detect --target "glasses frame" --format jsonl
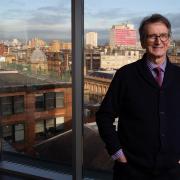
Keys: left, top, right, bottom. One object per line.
{"left": 146, "top": 33, "right": 170, "bottom": 42}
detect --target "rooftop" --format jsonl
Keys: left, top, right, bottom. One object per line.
{"left": 0, "top": 71, "right": 71, "bottom": 93}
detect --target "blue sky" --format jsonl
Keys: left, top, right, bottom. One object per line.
{"left": 0, "top": 0, "right": 180, "bottom": 42}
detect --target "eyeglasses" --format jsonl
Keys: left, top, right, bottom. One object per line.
{"left": 146, "top": 33, "right": 170, "bottom": 42}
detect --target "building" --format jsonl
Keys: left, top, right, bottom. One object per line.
{"left": 110, "top": 23, "right": 137, "bottom": 47}
{"left": 62, "top": 42, "right": 72, "bottom": 50}
{"left": 50, "top": 40, "right": 61, "bottom": 52}
{"left": 85, "top": 49, "right": 101, "bottom": 71}
{"left": 0, "top": 71, "right": 72, "bottom": 154}
{"left": 85, "top": 32, "right": 98, "bottom": 48}
{"left": 100, "top": 50, "right": 140, "bottom": 70}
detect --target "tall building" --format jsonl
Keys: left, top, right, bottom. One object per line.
{"left": 110, "top": 23, "right": 137, "bottom": 47}
{"left": 85, "top": 32, "right": 98, "bottom": 47}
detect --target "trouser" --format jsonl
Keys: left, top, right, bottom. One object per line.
{"left": 113, "top": 161, "right": 180, "bottom": 180}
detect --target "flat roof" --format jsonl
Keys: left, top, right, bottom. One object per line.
{"left": 0, "top": 72, "right": 71, "bottom": 93}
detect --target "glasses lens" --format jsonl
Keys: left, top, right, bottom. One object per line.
{"left": 160, "top": 33, "right": 169, "bottom": 41}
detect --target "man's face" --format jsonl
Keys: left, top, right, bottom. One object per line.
{"left": 142, "top": 22, "right": 170, "bottom": 62}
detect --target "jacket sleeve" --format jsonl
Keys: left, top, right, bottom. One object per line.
{"left": 96, "top": 69, "right": 124, "bottom": 156}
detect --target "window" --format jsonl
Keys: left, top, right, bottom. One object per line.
{"left": 35, "top": 120, "right": 44, "bottom": 134}
{"left": 14, "top": 124, "right": 24, "bottom": 142}
{"left": 45, "top": 92, "right": 55, "bottom": 110}
{"left": 56, "top": 92, "right": 64, "bottom": 108}
{"left": 14, "top": 96, "right": 24, "bottom": 113}
{"left": 56, "top": 117, "right": 64, "bottom": 131}
{"left": 2, "top": 124, "right": 24, "bottom": 143}
{"left": 2, "top": 125, "right": 13, "bottom": 142}
{"left": 46, "top": 119, "right": 55, "bottom": 132}
{"left": 0, "top": 96, "right": 24, "bottom": 116}
{"left": 35, "top": 94, "right": 44, "bottom": 111}
{"left": 0, "top": 96, "right": 12, "bottom": 116}
{"left": 35, "top": 117, "right": 64, "bottom": 140}
{"left": 36, "top": 92, "right": 65, "bottom": 111}
{"left": 35, "top": 120, "right": 45, "bottom": 140}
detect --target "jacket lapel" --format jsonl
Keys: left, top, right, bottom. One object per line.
{"left": 161, "top": 59, "right": 174, "bottom": 89}
{"left": 136, "top": 54, "right": 159, "bottom": 88}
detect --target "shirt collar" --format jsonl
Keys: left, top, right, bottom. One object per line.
{"left": 146, "top": 58, "right": 167, "bottom": 72}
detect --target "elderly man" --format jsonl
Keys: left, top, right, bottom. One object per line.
{"left": 96, "top": 14, "right": 180, "bottom": 180}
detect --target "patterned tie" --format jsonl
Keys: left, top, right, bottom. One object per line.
{"left": 153, "top": 67, "right": 162, "bottom": 86}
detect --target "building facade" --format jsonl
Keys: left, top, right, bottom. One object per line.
{"left": 0, "top": 71, "right": 72, "bottom": 154}
{"left": 85, "top": 32, "right": 98, "bottom": 48}
{"left": 110, "top": 23, "right": 137, "bottom": 47}
{"left": 100, "top": 50, "right": 140, "bottom": 70}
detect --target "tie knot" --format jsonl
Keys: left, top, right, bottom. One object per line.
{"left": 153, "top": 67, "right": 162, "bottom": 75}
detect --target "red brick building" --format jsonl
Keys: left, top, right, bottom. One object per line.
{"left": 0, "top": 71, "right": 72, "bottom": 154}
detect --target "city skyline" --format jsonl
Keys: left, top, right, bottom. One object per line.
{"left": 1, "top": 0, "right": 180, "bottom": 42}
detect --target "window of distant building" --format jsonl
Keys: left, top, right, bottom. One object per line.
{"left": 35, "top": 117, "right": 64, "bottom": 140}
{"left": 14, "top": 96, "right": 24, "bottom": 113}
{"left": 14, "top": 124, "right": 24, "bottom": 142}
{"left": 46, "top": 119, "right": 55, "bottom": 132}
{"left": 35, "top": 120, "right": 45, "bottom": 139}
{"left": 2, "top": 123, "right": 24, "bottom": 143}
{"left": 36, "top": 92, "right": 64, "bottom": 111}
{"left": 0, "top": 95, "right": 24, "bottom": 116}
{"left": 56, "top": 92, "right": 64, "bottom": 108}
{"left": 55, "top": 117, "right": 64, "bottom": 131}
{"left": 35, "top": 94, "right": 45, "bottom": 111}
{"left": 0, "top": 96, "right": 13, "bottom": 116}
{"left": 45, "top": 92, "right": 55, "bottom": 110}
{"left": 2, "top": 125, "right": 13, "bottom": 142}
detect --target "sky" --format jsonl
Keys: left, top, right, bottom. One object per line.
{"left": 0, "top": 0, "right": 180, "bottom": 42}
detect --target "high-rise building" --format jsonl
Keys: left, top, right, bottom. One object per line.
{"left": 110, "top": 23, "right": 137, "bottom": 47}
{"left": 85, "top": 32, "right": 98, "bottom": 47}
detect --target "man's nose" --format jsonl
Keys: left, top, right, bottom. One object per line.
{"left": 154, "top": 37, "right": 161, "bottom": 44}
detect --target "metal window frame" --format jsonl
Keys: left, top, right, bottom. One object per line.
{"left": 72, "top": 0, "right": 84, "bottom": 179}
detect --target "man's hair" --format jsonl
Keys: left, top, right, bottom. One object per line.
{"left": 139, "top": 14, "right": 171, "bottom": 43}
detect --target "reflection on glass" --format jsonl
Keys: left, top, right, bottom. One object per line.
{"left": 0, "top": 0, "right": 72, "bottom": 177}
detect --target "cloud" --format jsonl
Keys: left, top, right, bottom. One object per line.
{"left": 27, "top": 5, "right": 71, "bottom": 26}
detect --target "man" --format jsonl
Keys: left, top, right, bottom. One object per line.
{"left": 96, "top": 14, "right": 180, "bottom": 180}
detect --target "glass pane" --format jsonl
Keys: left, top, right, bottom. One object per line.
{"left": 56, "top": 117, "right": 64, "bottom": 130}
{"left": 0, "top": 0, "right": 72, "bottom": 178}
{"left": 45, "top": 92, "right": 55, "bottom": 110}
{"left": 35, "top": 94, "right": 44, "bottom": 111}
{"left": 2, "top": 125, "right": 13, "bottom": 141}
{"left": 14, "top": 95, "right": 24, "bottom": 113}
{"left": 35, "top": 120, "right": 44, "bottom": 133}
{"left": 0, "top": 96, "right": 13, "bottom": 115}
{"left": 56, "top": 92, "right": 64, "bottom": 108}
{"left": 14, "top": 124, "right": 24, "bottom": 142}
{"left": 84, "top": 0, "right": 180, "bottom": 179}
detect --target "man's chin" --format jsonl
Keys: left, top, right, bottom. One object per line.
{"left": 149, "top": 53, "right": 166, "bottom": 59}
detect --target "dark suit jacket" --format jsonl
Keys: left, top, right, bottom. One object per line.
{"left": 96, "top": 54, "right": 180, "bottom": 171}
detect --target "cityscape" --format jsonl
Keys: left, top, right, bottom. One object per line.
{"left": 1, "top": 0, "right": 180, "bottom": 179}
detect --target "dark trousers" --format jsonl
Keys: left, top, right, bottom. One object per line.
{"left": 113, "top": 162, "right": 180, "bottom": 180}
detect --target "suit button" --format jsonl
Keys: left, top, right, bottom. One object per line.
{"left": 160, "top": 111, "right": 165, "bottom": 115}
{"left": 161, "top": 134, "right": 165, "bottom": 137}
